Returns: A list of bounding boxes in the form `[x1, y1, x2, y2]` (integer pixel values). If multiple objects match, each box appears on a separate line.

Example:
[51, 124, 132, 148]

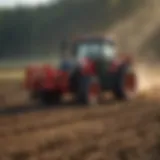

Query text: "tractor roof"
[72, 35, 115, 45]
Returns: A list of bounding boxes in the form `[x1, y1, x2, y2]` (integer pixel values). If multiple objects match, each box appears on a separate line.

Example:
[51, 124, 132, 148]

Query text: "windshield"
[102, 44, 116, 59]
[76, 43, 116, 60]
[77, 44, 100, 59]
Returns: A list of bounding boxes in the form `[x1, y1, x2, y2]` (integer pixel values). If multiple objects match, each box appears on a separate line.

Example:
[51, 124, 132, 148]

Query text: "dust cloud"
[135, 61, 160, 93]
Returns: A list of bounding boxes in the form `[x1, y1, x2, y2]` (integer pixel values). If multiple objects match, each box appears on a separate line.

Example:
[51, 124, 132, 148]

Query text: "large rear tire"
[76, 76, 101, 106]
[113, 65, 137, 100]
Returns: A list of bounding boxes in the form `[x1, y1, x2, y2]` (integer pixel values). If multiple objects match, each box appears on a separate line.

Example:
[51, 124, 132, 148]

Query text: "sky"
[0, 0, 54, 7]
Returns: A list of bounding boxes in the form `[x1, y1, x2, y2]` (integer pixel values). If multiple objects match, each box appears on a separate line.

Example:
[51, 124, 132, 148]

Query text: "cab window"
[102, 44, 116, 60]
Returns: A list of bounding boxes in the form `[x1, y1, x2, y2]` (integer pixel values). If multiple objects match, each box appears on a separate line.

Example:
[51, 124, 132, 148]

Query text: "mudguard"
[108, 54, 133, 73]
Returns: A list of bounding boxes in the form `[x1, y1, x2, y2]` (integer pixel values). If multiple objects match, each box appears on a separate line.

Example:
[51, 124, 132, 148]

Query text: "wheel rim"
[88, 82, 101, 105]
[123, 73, 137, 98]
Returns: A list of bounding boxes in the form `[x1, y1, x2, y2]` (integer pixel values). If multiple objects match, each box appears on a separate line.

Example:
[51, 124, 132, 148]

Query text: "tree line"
[0, 0, 145, 58]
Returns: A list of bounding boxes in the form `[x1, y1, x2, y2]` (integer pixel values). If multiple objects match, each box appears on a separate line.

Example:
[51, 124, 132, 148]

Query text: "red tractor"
[24, 36, 137, 106]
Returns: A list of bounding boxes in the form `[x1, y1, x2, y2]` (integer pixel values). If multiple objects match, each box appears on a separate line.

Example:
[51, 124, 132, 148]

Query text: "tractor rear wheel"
[113, 65, 137, 100]
[76, 76, 101, 105]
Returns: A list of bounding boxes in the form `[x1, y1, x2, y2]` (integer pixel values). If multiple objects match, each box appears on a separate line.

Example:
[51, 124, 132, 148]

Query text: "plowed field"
[0, 67, 160, 160]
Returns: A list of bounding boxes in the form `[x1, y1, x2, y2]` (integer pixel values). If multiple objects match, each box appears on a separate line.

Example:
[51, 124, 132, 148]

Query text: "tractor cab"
[59, 36, 117, 71]
[73, 37, 116, 62]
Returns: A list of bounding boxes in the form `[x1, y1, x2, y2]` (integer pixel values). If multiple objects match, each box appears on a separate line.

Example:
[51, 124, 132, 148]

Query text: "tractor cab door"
[95, 43, 116, 89]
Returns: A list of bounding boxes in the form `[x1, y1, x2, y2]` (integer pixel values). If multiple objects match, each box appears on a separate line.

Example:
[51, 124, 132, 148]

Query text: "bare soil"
[0, 79, 160, 160]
